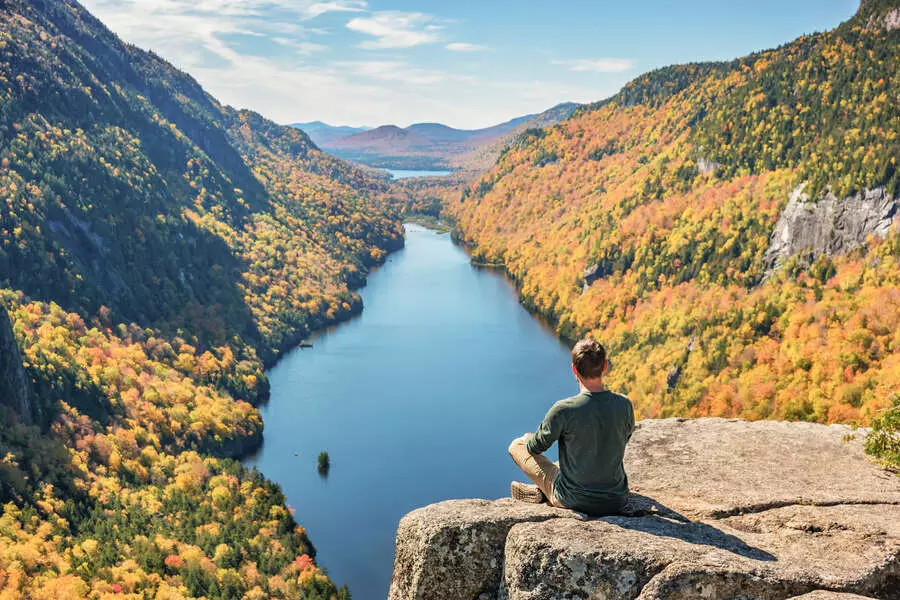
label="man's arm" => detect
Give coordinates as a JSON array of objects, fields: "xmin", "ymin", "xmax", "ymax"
[{"xmin": 525, "ymin": 404, "xmax": 565, "ymax": 455}]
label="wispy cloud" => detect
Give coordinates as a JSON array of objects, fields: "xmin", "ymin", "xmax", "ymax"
[
  {"xmin": 553, "ymin": 58, "xmax": 635, "ymax": 73},
  {"xmin": 346, "ymin": 12, "xmax": 443, "ymax": 49},
  {"xmin": 273, "ymin": 39, "xmax": 329, "ymax": 54},
  {"xmin": 446, "ymin": 42, "xmax": 489, "ymax": 52},
  {"xmin": 335, "ymin": 60, "xmax": 477, "ymax": 86},
  {"xmin": 79, "ymin": 0, "xmax": 362, "ymax": 67},
  {"xmin": 306, "ymin": 1, "xmax": 366, "ymax": 19},
  {"xmin": 78, "ymin": 0, "xmax": 626, "ymax": 128}
]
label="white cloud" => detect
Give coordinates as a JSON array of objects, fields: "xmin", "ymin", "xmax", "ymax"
[
  {"xmin": 554, "ymin": 58, "xmax": 635, "ymax": 73},
  {"xmin": 273, "ymin": 38, "xmax": 329, "ymax": 54},
  {"xmin": 77, "ymin": 0, "xmax": 627, "ymax": 128},
  {"xmin": 305, "ymin": 1, "xmax": 366, "ymax": 19},
  {"xmin": 79, "ymin": 0, "xmax": 362, "ymax": 67},
  {"xmin": 335, "ymin": 60, "xmax": 477, "ymax": 86},
  {"xmin": 446, "ymin": 42, "xmax": 489, "ymax": 52},
  {"xmin": 346, "ymin": 12, "xmax": 443, "ymax": 49}
]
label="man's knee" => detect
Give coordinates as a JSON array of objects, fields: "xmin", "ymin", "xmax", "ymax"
[{"xmin": 508, "ymin": 436, "xmax": 527, "ymax": 462}]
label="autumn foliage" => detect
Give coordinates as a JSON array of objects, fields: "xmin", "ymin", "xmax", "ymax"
[
  {"xmin": 0, "ymin": 0, "xmax": 396, "ymax": 597},
  {"xmin": 449, "ymin": 11, "xmax": 900, "ymax": 428}
]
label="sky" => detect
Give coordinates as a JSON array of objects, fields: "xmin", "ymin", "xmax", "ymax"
[{"xmin": 79, "ymin": 0, "xmax": 861, "ymax": 129}]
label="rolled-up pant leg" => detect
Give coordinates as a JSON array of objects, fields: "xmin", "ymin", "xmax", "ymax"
[{"xmin": 508, "ymin": 436, "xmax": 564, "ymax": 507}]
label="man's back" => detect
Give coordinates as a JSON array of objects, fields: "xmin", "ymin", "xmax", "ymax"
[{"xmin": 526, "ymin": 389, "xmax": 634, "ymax": 514}]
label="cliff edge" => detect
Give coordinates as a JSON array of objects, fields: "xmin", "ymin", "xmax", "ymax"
[{"xmin": 389, "ymin": 419, "xmax": 899, "ymax": 600}]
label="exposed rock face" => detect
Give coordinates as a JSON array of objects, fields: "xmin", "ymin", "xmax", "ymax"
[
  {"xmin": 582, "ymin": 262, "xmax": 604, "ymax": 290},
  {"xmin": 0, "ymin": 303, "xmax": 32, "ymax": 424},
  {"xmin": 764, "ymin": 185, "xmax": 898, "ymax": 276},
  {"xmin": 859, "ymin": 0, "xmax": 900, "ymax": 30},
  {"xmin": 389, "ymin": 500, "xmax": 584, "ymax": 600},
  {"xmin": 697, "ymin": 157, "xmax": 721, "ymax": 176},
  {"xmin": 389, "ymin": 419, "xmax": 900, "ymax": 600},
  {"xmin": 864, "ymin": 5, "xmax": 900, "ymax": 30}
]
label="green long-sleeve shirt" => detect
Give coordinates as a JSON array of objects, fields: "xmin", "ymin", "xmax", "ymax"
[{"xmin": 526, "ymin": 389, "xmax": 634, "ymax": 515}]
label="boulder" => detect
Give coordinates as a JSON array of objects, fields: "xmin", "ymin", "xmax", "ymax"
[
  {"xmin": 389, "ymin": 419, "xmax": 900, "ymax": 600},
  {"xmin": 388, "ymin": 499, "xmax": 584, "ymax": 600},
  {"xmin": 504, "ymin": 503, "xmax": 898, "ymax": 599},
  {"xmin": 624, "ymin": 418, "xmax": 900, "ymax": 518}
]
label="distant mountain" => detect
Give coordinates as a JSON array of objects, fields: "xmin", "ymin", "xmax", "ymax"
[
  {"xmin": 306, "ymin": 103, "xmax": 581, "ymax": 171},
  {"xmin": 330, "ymin": 124, "xmax": 434, "ymax": 152},
  {"xmin": 291, "ymin": 120, "xmax": 370, "ymax": 146}
]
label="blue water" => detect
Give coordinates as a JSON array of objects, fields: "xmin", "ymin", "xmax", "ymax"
[
  {"xmin": 243, "ymin": 224, "xmax": 573, "ymax": 599},
  {"xmin": 382, "ymin": 168, "xmax": 453, "ymax": 179}
]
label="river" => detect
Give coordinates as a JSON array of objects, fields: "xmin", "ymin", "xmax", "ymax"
[
  {"xmin": 382, "ymin": 168, "xmax": 453, "ymax": 179},
  {"xmin": 243, "ymin": 224, "xmax": 575, "ymax": 599}
]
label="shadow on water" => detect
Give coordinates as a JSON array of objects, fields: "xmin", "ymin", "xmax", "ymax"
[{"xmin": 607, "ymin": 494, "xmax": 776, "ymax": 562}]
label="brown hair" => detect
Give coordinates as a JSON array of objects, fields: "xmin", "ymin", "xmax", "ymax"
[{"xmin": 572, "ymin": 338, "xmax": 607, "ymax": 379}]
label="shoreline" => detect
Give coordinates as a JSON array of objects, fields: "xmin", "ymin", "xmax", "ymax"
[
  {"xmin": 449, "ymin": 221, "xmax": 577, "ymax": 348},
  {"xmin": 236, "ymin": 225, "xmax": 408, "ymax": 460}
]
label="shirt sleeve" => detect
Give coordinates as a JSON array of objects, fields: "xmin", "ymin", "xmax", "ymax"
[{"xmin": 525, "ymin": 403, "xmax": 566, "ymax": 454}]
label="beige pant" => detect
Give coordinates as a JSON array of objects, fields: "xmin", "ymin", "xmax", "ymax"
[{"xmin": 508, "ymin": 436, "xmax": 564, "ymax": 507}]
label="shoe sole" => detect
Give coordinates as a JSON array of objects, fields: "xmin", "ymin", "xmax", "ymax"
[{"xmin": 511, "ymin": 482, "xmax": 545, "ymax": 504}]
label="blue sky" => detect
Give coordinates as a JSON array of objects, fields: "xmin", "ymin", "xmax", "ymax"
[{"xmin": 80, "ymin": 0, "xmax": 860, "ymax": 129}]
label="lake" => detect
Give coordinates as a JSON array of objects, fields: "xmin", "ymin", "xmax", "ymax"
[
  {"xmin": 382, "ymin": 168, "xmax": 453, "ymax": 179},
  {"xmin": 243, "ymin": 224, "xmax": 575, "ymax": 599}
]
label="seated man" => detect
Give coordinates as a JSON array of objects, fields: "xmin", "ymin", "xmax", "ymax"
[{"xmin": 508, "ymin": 338, "xmax": 634, "ymax": 515}]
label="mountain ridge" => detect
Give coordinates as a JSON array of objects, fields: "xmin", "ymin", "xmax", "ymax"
[{"xmin": 293, "ymin": 102, "xmax": 580, "ymax": 170}]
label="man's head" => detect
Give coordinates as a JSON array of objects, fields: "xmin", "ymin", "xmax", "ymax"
[{"xmin": 571, "ymin": 338, "xmax": 608, "ymax": 384}]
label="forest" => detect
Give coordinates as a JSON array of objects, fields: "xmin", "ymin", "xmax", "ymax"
[
  {"xmin": 2, "ymin": 0, "xmax": 900, "ymax": 596},
  {"xmin": 449, "ymin": 3, "xmax": 900, "ymax": 442},
  {"xmin": 0, "ymin": 0, "xmax": 403, "ymax": 596}
]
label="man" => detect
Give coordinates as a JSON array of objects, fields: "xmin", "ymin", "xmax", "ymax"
[{"xmin": 508, "ymin": 338, "xmax": 634, "ymax": 515}]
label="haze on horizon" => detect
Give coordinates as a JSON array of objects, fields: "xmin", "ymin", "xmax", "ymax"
[{"xmin": 80, "ymin": 0, "xmax": 859, "ymax": 129}]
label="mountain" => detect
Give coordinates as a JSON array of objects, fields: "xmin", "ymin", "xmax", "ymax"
[
  {"xmin": 0, "ymin": 0, "xmax": 403, "ymax": 596},
  {"xmin": 314, "ymin": 103, "xmax": 580, "ymax": 171},
  {"xmin": 449, "ymin": 1, "xmax": 899, "ymax": 432},
  {"xmin": 291, "ymin": 120, "xmax": 371, "ymax": 146},
  {"xmin": 329, "ymin": 124, "xmax": 435, "ymax": 152}
]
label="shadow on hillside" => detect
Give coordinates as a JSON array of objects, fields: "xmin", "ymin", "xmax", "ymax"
[{"xmin": 604, "ymin": 493, "xmax": 777, "ymax": 562}]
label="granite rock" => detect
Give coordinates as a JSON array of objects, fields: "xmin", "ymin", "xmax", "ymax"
[{"xmin": 389, "ymin": 419, "xmax": 900, "ymax": 600}]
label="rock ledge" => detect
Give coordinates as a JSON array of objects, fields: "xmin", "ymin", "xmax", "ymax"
[{"xmin": 389, "ymin": 419, "xmax": 899, "ymax": 600}]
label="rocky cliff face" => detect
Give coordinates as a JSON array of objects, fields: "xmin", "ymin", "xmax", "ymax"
[
  {"xmin": 859, "ymin": 0, "xmax": 900, "ymax": 30},
  {"xmin": 763, "ymin": 185, "xmax": 898, "ymax": 275},
  {"xmin": 0, "ymin": 303, "xmax": 32, "ymax": 424},
  {"xmin": 389, "ymin": 419, "xmax": 899, "ymax": 600}
]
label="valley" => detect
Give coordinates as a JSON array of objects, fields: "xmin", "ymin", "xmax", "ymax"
[{"xmin": 0, "ymin": 0, "xmax": 898, "ymax": 598}]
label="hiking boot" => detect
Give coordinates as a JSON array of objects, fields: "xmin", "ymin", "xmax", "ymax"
[{"xmin": 510, "ymin": 481, "xmax": 546, "ymax": 504}]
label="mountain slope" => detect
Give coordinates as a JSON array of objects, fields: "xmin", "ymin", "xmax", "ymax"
[
  {"xmin": 1, "ymin": 0, "xmax": 403, "ymax": 370},
  {"xmin": 450, "ymin": 2, "xmax": 899, "ymax": 425},
  {"xmin": 0, "ymin": 0, "xmax": 402, "ymax": 596}
]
